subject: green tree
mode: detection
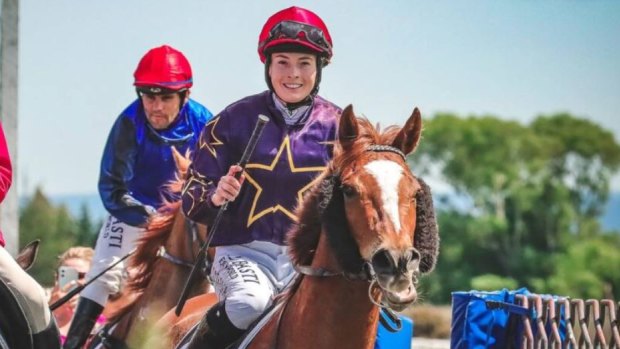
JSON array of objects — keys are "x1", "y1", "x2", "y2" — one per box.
[
  {"x1": 548, "y1": 234, "x2": 620, "y2": 299},
  {"x1": 531, "y1": 114, "x2": 620, "y2": 237},
  {"x1": 20, "y1": 187, "x2": 76, "y2": 285},
  {"x1": 411, "y1": 112, "x2": 620, "y2": 302},
  {"x1": 76, "y1": 203, "x2": 97, "y2": 247},
  {"x1": 19, "y1": 187, "x2": 99, "y2": 286}
]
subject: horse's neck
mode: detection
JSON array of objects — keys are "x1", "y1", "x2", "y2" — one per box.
[
  {"x1": 111, "y1": 217, "x2": 197, "y2": 342},
  {"x1": 280, "y1": 233, "x2": 380, "y2": 349}
]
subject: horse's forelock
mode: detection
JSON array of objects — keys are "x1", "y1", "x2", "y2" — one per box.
[
  {"x1": 165, "y1": 149, "x2": 191, "y2": 194},
  {"x1": 334, "y1": 118, "x2": 403, "y2": 170}
]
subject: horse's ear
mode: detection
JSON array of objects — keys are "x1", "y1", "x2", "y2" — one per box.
[
  {"x1": 338, "y1": 105, "x2": 359, "y2": 149},
  {"x1": 392, "y1": 107, "x2": 422, "y2": 156},
  {"x1": 16, "y1": 240, "x2": 40, "y2": 271}
]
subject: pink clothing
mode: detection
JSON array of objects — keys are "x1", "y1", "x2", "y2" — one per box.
[
  {"x1": 0, "y1": 122, "x2": 13, "y2": 247},
  {"x1": 60, "y1": 314, "x2": 106, "y2": 345}
]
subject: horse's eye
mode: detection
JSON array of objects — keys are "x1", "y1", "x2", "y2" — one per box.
[{"x1": 341, "y1": 184, "x2": 357, "y2": 198}]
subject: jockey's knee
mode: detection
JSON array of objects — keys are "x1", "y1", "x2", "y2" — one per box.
[
  {"x1": 0, "y1": 247, "x2": 52, "y2": 333},
  {"x1": 22, "y1": 280, "x2": 52, "y2": 333},
  {"x1": 225, "y1": 292, "x2": 272, "y2": 329}
]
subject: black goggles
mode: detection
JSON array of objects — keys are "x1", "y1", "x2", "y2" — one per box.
[
  {"x1": 136, "y1": 86, "x2": 187, "y2": 96},
  {"x1": 262, "y1": 20, "x2": 331, "y2": 53}
]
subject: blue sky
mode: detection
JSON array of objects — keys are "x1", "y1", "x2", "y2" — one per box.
[{"x1": 16, "y1": 0, "x2": 620, "y2": 195}]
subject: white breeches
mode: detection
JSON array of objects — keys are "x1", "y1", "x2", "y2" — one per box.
[
  {"x1": 81, "y1": 214, "x2": 143, "y2": 306},
  {"x1": 210, "y1": 241, "x2": 295, "y2": 329}
]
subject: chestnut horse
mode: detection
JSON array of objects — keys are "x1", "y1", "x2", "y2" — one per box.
[
  {"x1": 88, "y1": 149, "x2": 210, "y2": 349},
  {"x1": 171, "y1": 105, "x2": 439, "y2": 349}
]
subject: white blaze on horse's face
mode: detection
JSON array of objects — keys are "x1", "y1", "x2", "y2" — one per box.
[{"x1": 364, "y1": 159, "x2": 403, "y2": 233}]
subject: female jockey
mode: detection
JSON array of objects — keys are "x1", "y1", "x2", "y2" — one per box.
[
  {"x1": 0, "y1": 122, "x2": 61, "y2": 348},
  {"x1": 181, "y1": 6, "x2": 341, "y2": 348},
  {"x1": 63, "y1": 45, "x2": 213, "y2": 349}
]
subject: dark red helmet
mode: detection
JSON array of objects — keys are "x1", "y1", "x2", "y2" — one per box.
[
  {"x1": 133, "y1": 45, "x2": 193, "y2": 92},
  {"x1": 258, "y1": 6, "x2": 333, "y2": 66}
]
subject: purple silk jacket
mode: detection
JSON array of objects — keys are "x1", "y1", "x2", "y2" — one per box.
[{"x1": 182, "y1": 91, "x2": 341, "y2": 246}]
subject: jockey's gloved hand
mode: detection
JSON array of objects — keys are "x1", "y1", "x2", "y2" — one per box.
[
  {"x1": 121, "y1": 193, "x2": 144, "y2": 207},
  {"x1": 121, "y1": 193, "x2": 157, "y2": 216},
  {"x1": 143, "y1": 205, "x2": 157, "y2": 216}
]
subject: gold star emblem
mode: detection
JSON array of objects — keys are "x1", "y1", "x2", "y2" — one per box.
[
  {"x1": 244, "y1": 136, "x2": 327, "y2": 227},
  {"x1": 199, "y1": 117, "x2": 223, "y2": 158}
]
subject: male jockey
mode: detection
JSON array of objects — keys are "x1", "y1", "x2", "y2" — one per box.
[{"x1": 63, "y1": 45, "x2": 213, "y2": 349}]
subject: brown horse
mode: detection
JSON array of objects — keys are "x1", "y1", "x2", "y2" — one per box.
[
  {"x1": 170, "y1": 105, "x2": 439, "y2": 349},
  {"x1": 88, "y1": 149, "x2": 210, "y2": 349}
]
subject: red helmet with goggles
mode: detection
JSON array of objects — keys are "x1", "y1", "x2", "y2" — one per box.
[
  {"x1": 134, "y1": 45, "x2": 193, "y2": 94},
  {"x1": 258, "y1": 6, "x2": 333, "y2": 66}
]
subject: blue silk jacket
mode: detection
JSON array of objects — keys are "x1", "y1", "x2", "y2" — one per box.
[
  {"x1": 182, "y1": 91, "x2": 341, "y2": 246},
  {"x1": 99, "y1": 99, "x2": 213, "y2": 227}
]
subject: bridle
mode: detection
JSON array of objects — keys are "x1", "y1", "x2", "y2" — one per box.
[
  {"x1": 157, "y1": 218, "x2": 204, "y2": 269},
  {"x1": 292, "y1": 144, "x2": 414, "y2": 332}
]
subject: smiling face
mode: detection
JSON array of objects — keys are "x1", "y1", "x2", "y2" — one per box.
[
  {"x1": 268, "y1": 52, "x2": 317, "y2": 104},
  {"x1": 141, "y1": 92, "x2": 188, "y2": 130}
]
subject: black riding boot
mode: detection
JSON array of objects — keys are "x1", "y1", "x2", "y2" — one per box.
[
  {"x1": 32, "y1": 316, "x2": 61, "y2": 349},
  {"x1": 63, "y1": 298, "x2": 104, "y2": 349},
  {"x1": 187, "y1": 301, "x2": 245, "y2": 349}
]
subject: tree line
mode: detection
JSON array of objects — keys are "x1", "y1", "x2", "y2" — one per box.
[
  {"x1": 411, "y1": 112, "x2": 620, "y2": 303},
  {"x1": 19, "y1": 188, "x2": 99, "y2": 286},
  {"x1": 18, "y1": 111, "x2": 620, "y2": 302}
]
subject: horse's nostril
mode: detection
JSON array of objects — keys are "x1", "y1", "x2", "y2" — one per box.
[
  {"x1": 371, "y1": 249, "x2": 395, "y2": 274},
  {"x1": 408, "y1": 248, "x2": 421, "y2": 263},
  {"x1": 405, "y1": 248, "x2": 421, "y2": 272}
]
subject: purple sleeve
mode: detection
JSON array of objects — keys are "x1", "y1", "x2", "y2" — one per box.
[{"x1": 182, "y1": 114, "x2": 233, "y2": 224}]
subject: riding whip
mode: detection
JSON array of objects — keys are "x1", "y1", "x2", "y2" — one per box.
[
  {"x1": 49, "y1": 249, "x2": 135, "y2": 311},
  {"x1": 175, "y1": 114, "x2": 270, "y2": 316}
]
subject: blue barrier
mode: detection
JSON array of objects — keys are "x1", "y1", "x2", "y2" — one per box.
[{"x1": 375, "y1": 312, "x2": 414, "y2": 349}]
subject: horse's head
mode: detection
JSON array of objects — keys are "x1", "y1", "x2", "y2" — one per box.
[
  {"x1": 289, "y1": 105, "x2": 439, "y2": 312},
  {"x1": 328, "y1": 105, "x2": 438, "y2": 311}
]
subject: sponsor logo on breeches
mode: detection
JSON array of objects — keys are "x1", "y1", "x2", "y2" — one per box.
[
  {"x1": 219, "y1": 256, "x2": 260, "y2": 284},
  {"x1": 103, "y1": 217, "x2": 123, "y2": 249}
]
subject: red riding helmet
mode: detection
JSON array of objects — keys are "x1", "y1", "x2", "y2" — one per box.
[
  {"x1": 133, "y1": 45, "x2": 193, "y2": 93},
  {"x1": 258, "y1": 6, "x2": 333, "y2": 66}
]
